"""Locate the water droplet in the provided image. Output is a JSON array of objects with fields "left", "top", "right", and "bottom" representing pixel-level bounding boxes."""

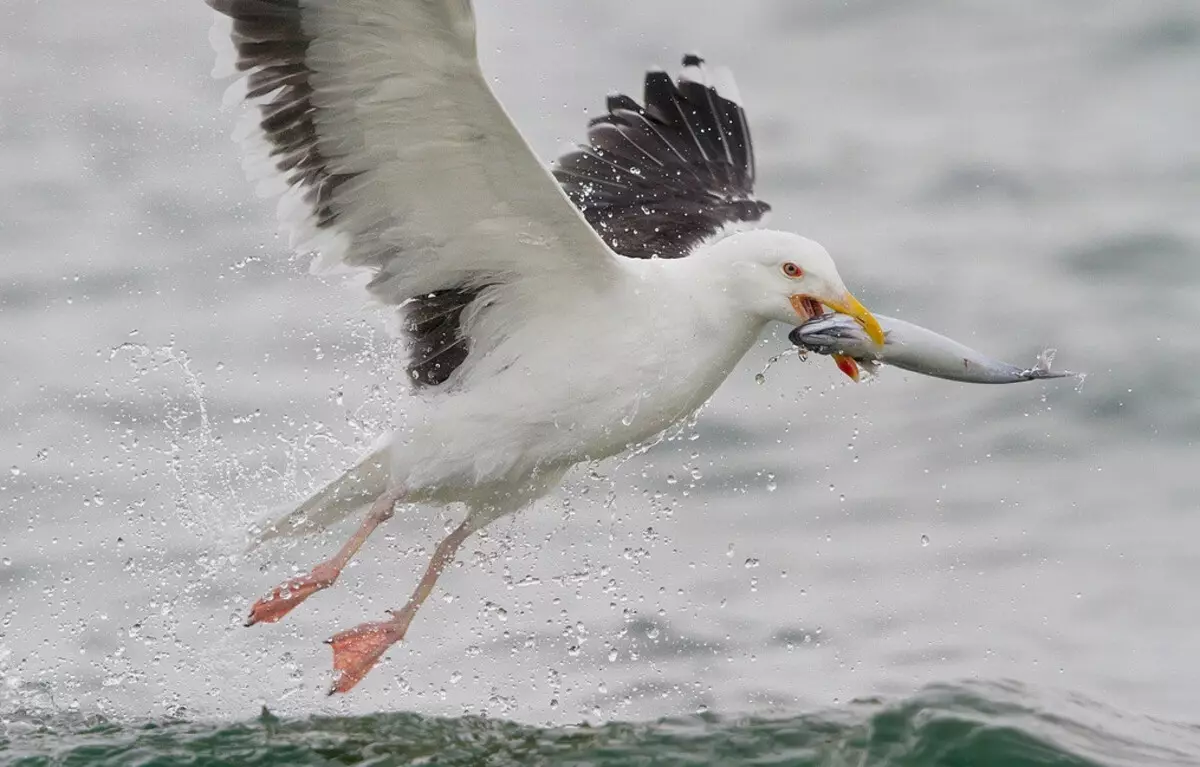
[
  {"left": 607, "top": 648, "right": 618, "bottom": 662},
  {"left": 449, "top": 671, "right": 462, "bottom": 684},
  {"left": 9, "top": 467, "right": 19, "bottom": 477},
  {"left": 920, "top": 534, "right": 930, "bottom": 547},
  {"left": 744, "top": 558, "right": 759, "bottom": 569},
  {"left": 567, "top": 645, "right": 580, "bottom": 657},
  {"left": 754, "top": 373, "right": 766, "bottom": 385},
  {"left": 766, "top": 473, "right": 777, "bottom": 492},
  {"left": 1, "top": 558, "right": 10, "bottom": 567},
  {"left": 666, "top": 474, "right": 677, "bottom": 485}
]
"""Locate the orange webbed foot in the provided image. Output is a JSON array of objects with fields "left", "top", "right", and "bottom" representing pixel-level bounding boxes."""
[
  {"left": 245, "top": 563, "right": 338, "bottom": 627},
  {"left": 326, "top": 619, "right": 404, "bottom": 695}
]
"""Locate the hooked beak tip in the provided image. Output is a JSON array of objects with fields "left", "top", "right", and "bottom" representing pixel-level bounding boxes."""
[{"left": 860, "top": 312, "right": 886, "bottom": 347}]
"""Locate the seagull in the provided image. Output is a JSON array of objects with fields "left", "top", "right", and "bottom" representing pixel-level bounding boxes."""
[{"left": 206, "top": 0, "right": 885, "bottom": 694}]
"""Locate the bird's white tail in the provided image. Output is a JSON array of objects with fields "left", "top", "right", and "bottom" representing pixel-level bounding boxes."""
[{"left": 251, "top": 445, "right": 391, "bottom": 546}]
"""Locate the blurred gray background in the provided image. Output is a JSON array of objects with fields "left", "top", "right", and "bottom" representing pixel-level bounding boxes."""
[{"left": 2, "top": 0, "right": 1198, "bottom": 727}]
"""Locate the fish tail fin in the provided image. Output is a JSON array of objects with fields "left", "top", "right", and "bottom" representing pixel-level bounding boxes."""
[
  {"left": 249, "top": 444, "right": 391, "bottom": 548},
  {"left": 1023, "top": 347, "right": 1081, "bottom": 381},
  {"left": 1037, "top": 348, "right": 1058, "bottom": 372}
]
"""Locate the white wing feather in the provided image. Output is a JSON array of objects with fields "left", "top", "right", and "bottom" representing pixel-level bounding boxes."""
[{"left": 208, "top": 0, "right": 618, "bottom": 305}]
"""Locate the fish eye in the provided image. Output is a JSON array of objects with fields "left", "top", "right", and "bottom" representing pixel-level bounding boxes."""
[{"left": 782, "top": 262, "right": 803, "bottom": 278}]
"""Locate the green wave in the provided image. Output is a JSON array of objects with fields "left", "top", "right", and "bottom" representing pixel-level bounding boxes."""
[{"left": 2, "top": 683, "right": 1194, "bottom": 766}]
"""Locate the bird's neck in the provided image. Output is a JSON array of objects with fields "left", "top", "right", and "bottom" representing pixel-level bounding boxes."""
[
  {"left": 614, "top": 249, "right": 768, "bottom": 366},
  {"left": 616, "top": 249, "right": 753, "bottom": 321}
]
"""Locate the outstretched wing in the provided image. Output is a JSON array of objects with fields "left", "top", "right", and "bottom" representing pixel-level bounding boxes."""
[
  {"left": 553, "top": 55, "right": 770, "bottom": 259},
  {"left": 207, "top": 0, "right": 619, "bottom": 387}
]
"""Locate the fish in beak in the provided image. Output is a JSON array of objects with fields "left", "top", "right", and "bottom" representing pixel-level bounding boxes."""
[
  {"left": 789, "top": 291, "right": 882, "bottom": 382},
  {"left": 790, "top": 292, "right": 885, "bottom": 346}
]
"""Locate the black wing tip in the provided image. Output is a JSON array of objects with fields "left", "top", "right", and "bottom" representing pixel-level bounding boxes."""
[
  {"left": 643, "top": 69, "right": 677, "bottom": 90},
  {"left": 555, "top": 50, "right": 764, "bottom": 260},
  {"left": 605, "top": 93, "right": 643, "bottom": 114},
  {"left": 742, "top": 200, "right": 772, "bottom": 219},
  {"left": 207, "top": 0, "right": 298, "bottom": 17}
]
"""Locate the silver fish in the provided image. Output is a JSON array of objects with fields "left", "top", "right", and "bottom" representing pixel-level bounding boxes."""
[{"left": 789, "top": 313, "right": 1080, "bottom": 384}]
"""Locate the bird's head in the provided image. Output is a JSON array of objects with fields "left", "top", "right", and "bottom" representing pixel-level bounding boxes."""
[{"left": 719, "top": 230, "right": 884, "bottom": 345}]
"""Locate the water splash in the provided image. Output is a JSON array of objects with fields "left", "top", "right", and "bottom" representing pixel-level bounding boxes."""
[
  {"left": 754, "top": 347, "right": 804, "bottom": 385},
  {"left": 109, "top": 342, "right": 222, "bottom": 540}
]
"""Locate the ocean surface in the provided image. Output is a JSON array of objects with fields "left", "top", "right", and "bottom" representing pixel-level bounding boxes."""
[{"left": 3, "top": 0, "right": 1199, "bottom": 764}]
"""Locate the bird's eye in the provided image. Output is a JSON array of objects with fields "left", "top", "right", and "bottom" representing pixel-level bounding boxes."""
[{"left": 782, "top": 262, "right": 803, "bottom": 278}]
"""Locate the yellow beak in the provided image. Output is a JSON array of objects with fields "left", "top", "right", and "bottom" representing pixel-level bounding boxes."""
[{"left": 791, "top": 291, "right": 885, "bottom": 346}]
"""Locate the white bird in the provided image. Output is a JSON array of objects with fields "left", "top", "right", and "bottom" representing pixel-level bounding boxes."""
[{"left": 206, "top": 0, "right": 884, "bottom": 694}]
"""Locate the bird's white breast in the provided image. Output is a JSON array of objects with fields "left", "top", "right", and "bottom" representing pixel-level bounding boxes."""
[{"left": 393, "top": 260, "right": 765, "bottom": 495}]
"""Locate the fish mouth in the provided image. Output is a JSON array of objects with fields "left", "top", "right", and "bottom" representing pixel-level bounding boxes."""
[{"left": 789, "top": 303, "right": 863, "bottom": 382}]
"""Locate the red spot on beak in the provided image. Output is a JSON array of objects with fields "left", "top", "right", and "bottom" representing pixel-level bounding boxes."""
[{"left": 833, "top": 354, "right": 861, "bottom": 381}]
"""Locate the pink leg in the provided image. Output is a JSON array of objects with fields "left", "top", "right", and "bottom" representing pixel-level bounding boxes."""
[
  {"left": 245, "top": 486, "right": 407, "bottom": 627},
  {"left": 326, "top": 521, "right": 472, "bottom": 694}
]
